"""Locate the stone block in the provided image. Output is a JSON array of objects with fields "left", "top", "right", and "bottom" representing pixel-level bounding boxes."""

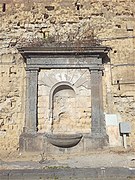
[
  {"left": 0, "top": 131, "right": 6, "bottom": 137},
  {"left": 38, "top": 101, "right": 45, "bottom": 108},
  {"left": 38, "top": 108, "right": 45, "bottom": 114},
  {"left": 19, "top": 133, "right": 44, "bottom": 152},
  {"left": 1, "top": 54, "right": 14, "bottom": 63},
  {"left": 126, "top": 22, "right": 134, "bottom": 31},
  {"left": 38, "top": 113, "right": 45, "bottom": 119}
]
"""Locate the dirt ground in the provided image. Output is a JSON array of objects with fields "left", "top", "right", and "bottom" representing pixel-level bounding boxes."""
[{"left": 1, "top": 147, "right": 135, "bottom": 170}]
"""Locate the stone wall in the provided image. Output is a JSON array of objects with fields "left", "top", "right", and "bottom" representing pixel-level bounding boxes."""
[{"left": 0, "top": 0, "right": 135, "bottom": 152}]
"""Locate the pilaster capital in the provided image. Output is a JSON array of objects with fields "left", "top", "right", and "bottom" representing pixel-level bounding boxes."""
[
  {"left": 89, "top": 69, "right": 103, "bottom": 74},
  {"left": 88, "top": 65, "right": 104, "bottom": 72},
  {"left": 25, "top": 67, "right": 40, "bottom": 72}
]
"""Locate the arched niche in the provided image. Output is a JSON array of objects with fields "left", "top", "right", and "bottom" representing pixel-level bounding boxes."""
[{"left": 49, "top": 82, "right": 76, "bottom": 134}]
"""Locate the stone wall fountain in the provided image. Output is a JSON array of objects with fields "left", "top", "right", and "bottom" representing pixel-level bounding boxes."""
[{"left": 18, "top": 45, "right": 110, "bottom": 154}]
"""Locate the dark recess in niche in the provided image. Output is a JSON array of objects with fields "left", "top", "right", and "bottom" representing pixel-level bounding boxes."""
[{"left": 2, "top": 3, "right": 6, "bottom": 12}]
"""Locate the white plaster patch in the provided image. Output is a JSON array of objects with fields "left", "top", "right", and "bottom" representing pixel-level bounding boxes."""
[{"left": 105, "top": 114, "right": 118, "bottom": 126}]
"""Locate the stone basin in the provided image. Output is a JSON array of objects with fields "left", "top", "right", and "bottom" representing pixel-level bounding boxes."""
[{"left": 45, "top": 133, "right": 83, "bottom": 148}]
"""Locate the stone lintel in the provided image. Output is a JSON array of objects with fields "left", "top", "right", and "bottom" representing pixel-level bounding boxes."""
[
  {"left": 27, "top": 57, "right": 102, "bottom": 65},
  {"left": 26, "top": 64, "right": 104, "bottom": 70}
]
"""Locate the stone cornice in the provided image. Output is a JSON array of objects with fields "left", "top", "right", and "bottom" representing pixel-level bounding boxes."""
[
  {"left": 18, "top": 46, "right": 111, "bottom": 70},
  {"left": 18, "top": 46, "right": 111, "bottom": 60}
]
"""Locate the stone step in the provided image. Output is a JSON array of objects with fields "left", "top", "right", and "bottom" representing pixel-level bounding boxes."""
[{"left": 0, "top": 168, "right": 135, "bottom": 180}]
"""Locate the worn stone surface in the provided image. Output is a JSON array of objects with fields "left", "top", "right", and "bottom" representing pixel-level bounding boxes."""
[
  {"left": 38, "top": 69, "right": 91, "bottom": 134},
  {"left": 0, "top": 0, "right": 135, "bottom": 153}
]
